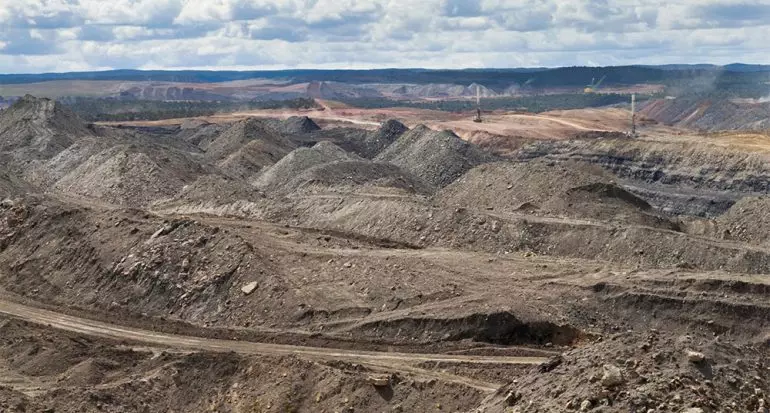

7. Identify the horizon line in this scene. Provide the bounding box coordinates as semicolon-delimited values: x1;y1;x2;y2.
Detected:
1;62;766;77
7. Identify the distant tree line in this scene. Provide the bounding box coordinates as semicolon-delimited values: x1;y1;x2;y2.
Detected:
4;66;770;90
65;97;319;121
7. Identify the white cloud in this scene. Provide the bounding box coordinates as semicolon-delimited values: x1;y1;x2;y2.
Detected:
1;0;770;73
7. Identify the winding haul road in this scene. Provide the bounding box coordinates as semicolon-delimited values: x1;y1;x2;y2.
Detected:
0;298;548;392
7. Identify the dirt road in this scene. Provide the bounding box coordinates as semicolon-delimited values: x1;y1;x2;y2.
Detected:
0;298;547;392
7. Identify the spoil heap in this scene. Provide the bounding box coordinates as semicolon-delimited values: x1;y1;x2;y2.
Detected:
376;125;492;189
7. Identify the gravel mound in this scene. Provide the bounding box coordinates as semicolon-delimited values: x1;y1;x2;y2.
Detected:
354;119;408;158
0;95;92;157
375;125;492;189
218;139;291;180
481;331;765;412
257;141;426;195
203;118;295;161
177;121;227;147
203;118;297;179
437;160;676;228
715;196;770;245
0;198;291;327
170;175;265;205
302;120;406;159
153;174;268;217
282;116;321;134
255;141;360;191
286;160;430;196
52;144;205;207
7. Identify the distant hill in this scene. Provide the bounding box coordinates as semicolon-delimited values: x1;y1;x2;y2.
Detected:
723;63;770;72
3;65;769;87
4;65;770;104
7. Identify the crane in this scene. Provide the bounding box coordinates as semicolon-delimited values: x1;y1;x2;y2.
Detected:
584;75;607;94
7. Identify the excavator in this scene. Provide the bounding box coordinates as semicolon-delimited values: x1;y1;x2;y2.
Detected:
584;75;607;94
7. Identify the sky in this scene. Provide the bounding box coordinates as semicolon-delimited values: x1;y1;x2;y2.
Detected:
1;0;770;74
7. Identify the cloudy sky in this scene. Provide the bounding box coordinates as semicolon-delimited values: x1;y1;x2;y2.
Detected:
1;0;769;73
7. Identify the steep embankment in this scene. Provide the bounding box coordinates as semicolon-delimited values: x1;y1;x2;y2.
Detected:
0;198;303;329
713;196;770;245
0;94;93;157
641;98;770;131
436;160;676;229
515;138;770;216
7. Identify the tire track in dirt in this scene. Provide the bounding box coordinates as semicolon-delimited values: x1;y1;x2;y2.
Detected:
0;298;547;392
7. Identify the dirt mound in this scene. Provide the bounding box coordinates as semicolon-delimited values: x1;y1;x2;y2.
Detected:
256;141;427;196
715;196;770;245
203;118;296;179
375;125;492;189
437;160;675;228
282;115;321;134
356;119;409;158
302;120;407;159
203;117;295;161
0;198;304;328
481;330;766;412
0;95;92;157
154;174;268;216
286;160;431;196
514;137;770;217
217;139;289;180
177;121;227;147
51;143;206;207
282;192;770;273
173;174;264;204
255;141;361;190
